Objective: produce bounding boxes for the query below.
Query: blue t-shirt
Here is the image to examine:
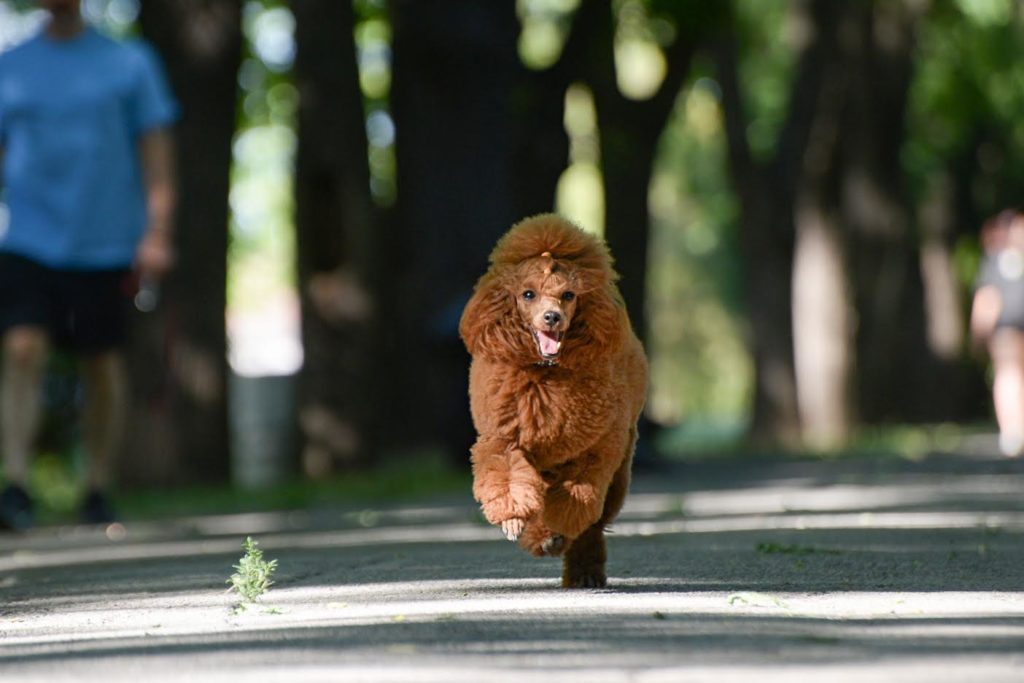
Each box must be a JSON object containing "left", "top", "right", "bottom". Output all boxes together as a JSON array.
[{"left": 0, "top": 26, "right": 178, "bottom": 269}]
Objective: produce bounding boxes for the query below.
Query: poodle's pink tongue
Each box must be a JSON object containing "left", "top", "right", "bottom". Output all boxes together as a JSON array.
[{"left": 538, "top": 330, "right": 561, "bottom": 356}]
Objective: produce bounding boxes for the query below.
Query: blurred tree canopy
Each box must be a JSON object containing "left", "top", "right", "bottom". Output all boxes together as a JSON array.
[{"left": 3, "top": 0, "right": 1024, "bottom": 483}]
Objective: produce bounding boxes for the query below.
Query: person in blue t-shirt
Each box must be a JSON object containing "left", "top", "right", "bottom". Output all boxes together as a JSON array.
[{"left": 0, "top": 0, "right": 178, "bottom": 530}]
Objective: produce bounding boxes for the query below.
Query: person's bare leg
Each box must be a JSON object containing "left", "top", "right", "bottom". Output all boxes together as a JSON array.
[
  {"left": 990, "top": 330, "right": 1024, "bottom": 456},
  {"left": 81, "top": 351, "right": 127, "bottom": 490},
  {"left": 1, "top": 327, "right": 50, "bottom": 485},
  {"left": 994, "top": 368, "right": 1024, "bottom": 456}
]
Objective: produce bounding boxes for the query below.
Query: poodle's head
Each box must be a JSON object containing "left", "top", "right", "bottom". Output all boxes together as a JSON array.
[
  {"left": 460, "top": 214, "right": 626, "bottom": 367},
  {"left": 512, "top": 252, "right": 579, "bottom": 363}
]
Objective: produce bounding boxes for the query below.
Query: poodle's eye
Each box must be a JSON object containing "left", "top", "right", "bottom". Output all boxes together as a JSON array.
[
  {"left": 561, "top": 291, "right": 576, "bottom": 302},
  {"left": 522, "top": 290, "right": 536, "bottom": 300}
]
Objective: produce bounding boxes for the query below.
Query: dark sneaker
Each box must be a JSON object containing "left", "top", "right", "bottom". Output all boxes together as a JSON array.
[
  {"left": 0, "top": 484, "right": 34, "bottom": 532},
  {"left": 80, "top": 490, "right": 116, "bottom": 525}
]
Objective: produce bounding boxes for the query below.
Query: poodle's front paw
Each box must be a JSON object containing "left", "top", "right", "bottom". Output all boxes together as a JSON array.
[
  {"left": 474, "top": 450, "right": 545, "bottom": 526},
  {"left": 480, "top": 497, "right": 526, "bottom": 526},
  {"left": 480, "top": 487, "right": 543, "bottom": 527},
  {"left": 501, "top": 517, "right": 525, "bottom": 541}
]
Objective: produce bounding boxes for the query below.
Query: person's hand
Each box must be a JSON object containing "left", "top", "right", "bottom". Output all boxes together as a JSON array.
[{"left": 135, "top": 228, "right": 175, "bottom": 280}]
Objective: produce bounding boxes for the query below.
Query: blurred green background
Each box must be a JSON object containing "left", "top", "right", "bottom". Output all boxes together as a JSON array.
[{"left": 1, "top": 0, "right": 1020, "bottom": 520}]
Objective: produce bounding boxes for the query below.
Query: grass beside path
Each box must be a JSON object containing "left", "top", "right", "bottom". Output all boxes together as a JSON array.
[
  {"left": 23, "top": 453, "right": 471, "bottom": 527},
  {"left": 18, "top": 421, "right": 1003, "bottom": 527}
]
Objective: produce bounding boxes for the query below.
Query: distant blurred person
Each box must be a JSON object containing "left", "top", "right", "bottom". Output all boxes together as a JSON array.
[
  {"left": 971, "top": 209, "right": 1024, "bottom": 457},
  {"left": 0, "top": 0, "right": 178, "bottom": 529}
]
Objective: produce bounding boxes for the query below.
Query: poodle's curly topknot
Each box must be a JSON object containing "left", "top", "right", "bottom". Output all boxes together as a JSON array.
[
  {"left": 489, "top": 214, "right": 618, "bottom": 281},
  {"left": 459, "top": 214, "right": 625, "bottom": 364}
]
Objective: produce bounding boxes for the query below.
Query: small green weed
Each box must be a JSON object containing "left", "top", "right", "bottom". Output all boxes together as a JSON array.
[
  {"left": 727, "top": 592, "right": 789, "bottom": 609},
  {"left": 755, "top": 542, "right": 841, "bottom": 556},
  {"left": 227, "top": 537, "right": 278, "bottom": 605}
]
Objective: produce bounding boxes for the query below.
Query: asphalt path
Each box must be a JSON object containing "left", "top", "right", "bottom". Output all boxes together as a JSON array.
[{"left": 1, "top": 441, "right": 1023, "bottom": 681}]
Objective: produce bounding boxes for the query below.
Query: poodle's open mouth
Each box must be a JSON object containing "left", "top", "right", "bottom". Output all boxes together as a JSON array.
[{"left": 532, "top": 329, "right": 564, "bottom": 360}]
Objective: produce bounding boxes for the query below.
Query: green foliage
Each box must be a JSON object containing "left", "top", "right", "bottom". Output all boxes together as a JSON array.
[
  {"left": 906, "top": 1, "right": 1024, "bottom": 221},
  {"left": 117, "top": 454, "right": 468, "bottom": 521},
  {"left": 517, "top": 0, "right": 579, "bottom": 69},
  {"left": 648, "top": 0, "right": 1024, "bottom": 439},
  {"left": 239, "top": 1, "right": 296, "bottom": 128},
  {"left": 7, "top": 0, "right": 1012, "bottom": 454},
  {"left": 731, "top": 0, "right": 797, "bottom": 161},
  {"left": 657, "top": 420, "right": 987, "bottom": 463},
  {"left": 228, "top": 1, "right": 298, "bottom": 314},
  {"left": 644, "top": 2, "right": 794, "bottom": 429},
  {"left": 647, "top": 71, "right": 751, "bottom": 426},
  {"left": 355, "top": 1, "right": 397, "bottom": 205},
  {"left": 0, "top": 0, "right": 137, "bottom": 44},
  {"left": 228, "top": 536, "right": 278, "bottom": 603},
  {"left": 25, "top": 452, "right": 79, "bottom": 517},
  {"left": 19, "top": 450, "right": 468, "bottom": 526},
  {"left": 226, "top": 123, "right": 296, "bottom": 313}
]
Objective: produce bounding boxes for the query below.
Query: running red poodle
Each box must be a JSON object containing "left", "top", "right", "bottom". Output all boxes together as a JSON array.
[{"left": 459, "top": 214, "right": 648, "bottom": 588}]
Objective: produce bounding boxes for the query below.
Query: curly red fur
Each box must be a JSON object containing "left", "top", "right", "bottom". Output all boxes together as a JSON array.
[
  {"left": 459, "top": 213, "right": 648, "bottom": 588},
  {"left": 460, "top": 215, "right": 627, "bottom": 370},
  {"left": 489, "top": 214, "right": 617, "bottom": 278}
]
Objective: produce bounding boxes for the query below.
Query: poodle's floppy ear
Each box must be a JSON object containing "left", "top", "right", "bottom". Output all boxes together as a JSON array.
[
  {"left": 569, "top": 281, "right": 628, "bottom": 359},
  {"left": 459, "top": 269, "right": 513, "bottom": 356}
]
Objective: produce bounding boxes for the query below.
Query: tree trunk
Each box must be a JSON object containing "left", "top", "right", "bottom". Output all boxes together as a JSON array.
[
  {"left": 918, "top": 172, "right": 963, "bottom": 362},
  {"left": 602, "top": 139, "right": 657, "bottom": 340},
  {"left": 292, "top": 0, "right": 377, "bottom": 475},
  {"left": 840, "top": 1, "right": 933, "bottom": 423},
  {"left": 736, "top": 195, "right": 801, "bottom": 445},
  {"left": 713, "top": 48, "right": 789, "bottom": 444},
  {"left": 583, "top": 1, "right": 703, "bottom": 342},
  {"left": 916, "top": 165, "right": 989, "bottom": 419},
  {"left": 128, "top": 1, "right": 242, "bottom": 485},
  {"left": 715, "top": 0, "right": 851, "bottom": 445},
  {"left": 790, "top": 2, "right": 854, "bottom": 449},
  {"left": 388, "top": 0, "right": 520, "bottom": 459},
  {"left": 792, "top": 205, "right": 854, "bottom": 448},
  {"left": 509, "top": 2, "right": 602, "bottom": 218}
]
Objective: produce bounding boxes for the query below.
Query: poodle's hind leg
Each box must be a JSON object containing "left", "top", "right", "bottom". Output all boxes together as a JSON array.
[
  {"left": 471, "top": 440, "right": 544, "bottom": 534},
  {"left": 560, "top": 455, "right": 632, "bottom": 588},
  {"left": 518, "top": 514, "right": 566, "bottom": 557},
  {"left": 561, "top": 523, "right": 606, "bottom": 588}
]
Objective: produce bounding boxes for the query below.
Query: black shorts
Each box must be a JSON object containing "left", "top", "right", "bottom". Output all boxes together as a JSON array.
[{"left": 0, "top": 252, "right": 133, "bottom": 353}]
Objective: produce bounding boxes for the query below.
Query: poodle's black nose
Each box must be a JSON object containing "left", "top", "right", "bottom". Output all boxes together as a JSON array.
[{"left": 543, "top": 310, "right": 562, "bottom": 326}]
